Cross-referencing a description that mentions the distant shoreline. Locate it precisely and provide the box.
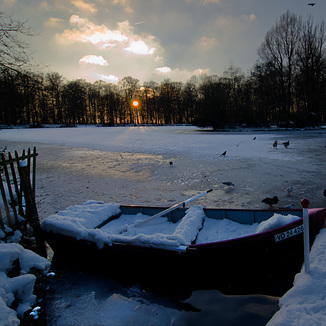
[1,123,326,133]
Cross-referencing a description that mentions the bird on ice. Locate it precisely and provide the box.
[323,189,326,197]
[283,140,290,148]
[220,151,227,156]
[285,187,293,196]
[262,196,279,208]
[222,182,235,187]
[308,3,316,6]
[273,140,278,148]
[169,161,173,166]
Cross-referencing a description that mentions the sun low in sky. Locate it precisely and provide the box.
[1,0,324,84]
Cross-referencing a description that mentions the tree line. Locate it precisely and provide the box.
[1,11,326,129]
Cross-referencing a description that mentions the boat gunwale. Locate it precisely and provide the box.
[189,218,303,249]
[43,205,325,252]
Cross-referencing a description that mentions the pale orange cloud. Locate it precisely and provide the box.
[44,17,64,28]
[57,15,128,47]
[242,14,256,22]
[71,0,97,14]
[199,36,217,49]
[57,15,160,57]
[1,0,16,6]
[113,0,133,13]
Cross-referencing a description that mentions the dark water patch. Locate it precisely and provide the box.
[44,262,280,326]
[175,290,279,326]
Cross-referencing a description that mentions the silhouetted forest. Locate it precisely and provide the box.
[1,11,326,129]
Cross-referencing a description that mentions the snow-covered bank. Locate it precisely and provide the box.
[267,228,326,325]
[0,243,50,325]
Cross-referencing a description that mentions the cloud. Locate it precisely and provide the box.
[53,15,165,83]
[199,36,217,49]
[96,73,119,84]
[242,14,256,22]
[154,67,209,81]
[124,40,156,55]
[44,17,64,28]
[215,14,256,29]
[155,67,171,73]
[79,55,108,65]
[57,15,128,47]
[113,0,133,13]
[1,0,16,6]
[71,0,97,13]
[57,15,161,56]
[38,1,49,10]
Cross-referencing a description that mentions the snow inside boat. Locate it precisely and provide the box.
[41,201,326,294]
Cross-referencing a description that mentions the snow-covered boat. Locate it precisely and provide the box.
[41,201,326,295]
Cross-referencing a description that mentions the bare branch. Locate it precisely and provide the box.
[0,12,36,74]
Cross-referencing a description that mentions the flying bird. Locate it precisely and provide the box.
[222,182,235,187]
[308,3,316,6]
[273,140,278,149]
[283,140,290,148]
[262,196,279,208]
[220,151,227,157]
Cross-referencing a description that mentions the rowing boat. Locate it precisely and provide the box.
[41,200,326,295]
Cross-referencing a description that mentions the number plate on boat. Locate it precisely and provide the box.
[274,225,304,242]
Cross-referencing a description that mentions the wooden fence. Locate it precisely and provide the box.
[0,147,46,256]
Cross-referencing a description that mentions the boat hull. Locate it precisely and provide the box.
[43,206,326,295]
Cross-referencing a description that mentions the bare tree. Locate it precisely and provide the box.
[0,12,35,73]
[258,11,302,120]
[45,72,65,124]
[296,15,326,124]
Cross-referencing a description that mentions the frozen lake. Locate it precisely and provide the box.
[1,125,326,325]
[1,126,326,219]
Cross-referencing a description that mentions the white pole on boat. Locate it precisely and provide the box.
[301,198,310,274]
[133,189,213,227]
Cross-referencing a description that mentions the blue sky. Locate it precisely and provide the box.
[1,0,325,84]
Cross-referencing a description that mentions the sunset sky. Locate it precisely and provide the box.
[1,0,325,84]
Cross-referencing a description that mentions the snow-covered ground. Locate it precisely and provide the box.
[1,125,326,325]
[0,243,50,325]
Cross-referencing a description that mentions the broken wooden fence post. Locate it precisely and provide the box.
[18,161,47,257]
